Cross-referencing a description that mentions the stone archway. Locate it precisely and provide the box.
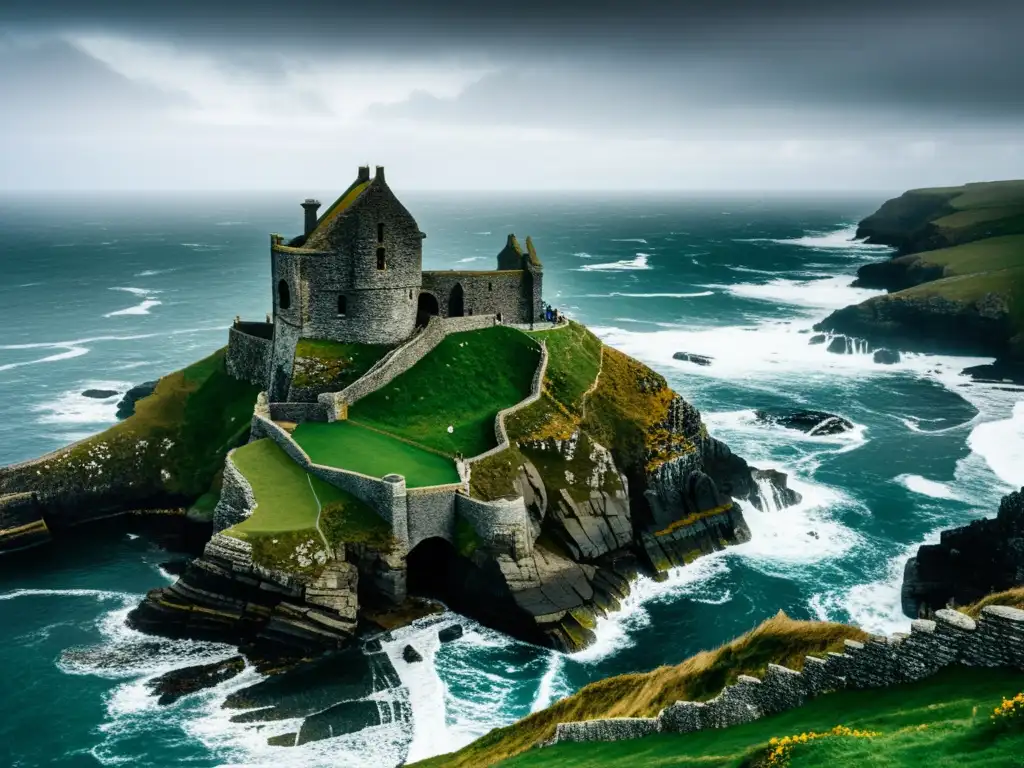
[416,292,440,327]
[448,283,465,318]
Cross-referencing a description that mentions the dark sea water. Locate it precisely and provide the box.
[1,191,1022,767]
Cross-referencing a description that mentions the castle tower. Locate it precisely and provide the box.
[270,165,425,354]
[301,199,321,236]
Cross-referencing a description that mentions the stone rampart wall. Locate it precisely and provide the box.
[465,338,548,465]
[547,606,1024,747]
[213,451,256,532]
[316,314,497,420]
[422,270,531,324]
[269,402,327,422]
[226,326,272,388]
[406,486,461,549]
[456,494,534,560]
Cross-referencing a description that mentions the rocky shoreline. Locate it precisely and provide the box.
[901,487,1024,618]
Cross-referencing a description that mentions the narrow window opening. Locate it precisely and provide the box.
[377,223,385,243]
[338,295,347,317]
[468,308,474,316]
[376,247,386,270]
[409,289,413,300]
[488,282,493,291]
[278,279,291,310]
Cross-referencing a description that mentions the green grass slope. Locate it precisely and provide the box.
[498,666,1024,768]
[225,438,389,573]
[351,326,542,457]
[292,421,460,487]
[0,348,262,509]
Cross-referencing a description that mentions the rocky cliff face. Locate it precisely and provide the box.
[902,487,1024,617]
[816,291,1015,359]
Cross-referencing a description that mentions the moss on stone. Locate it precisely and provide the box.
[291,339,391,391]
[454,514,482,558]
[320,496,393,553]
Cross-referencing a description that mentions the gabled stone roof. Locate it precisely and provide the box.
[302,176,371,250]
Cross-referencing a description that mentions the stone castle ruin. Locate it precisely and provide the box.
[227,164,544,404]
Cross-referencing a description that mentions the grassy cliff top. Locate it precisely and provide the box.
[858,180,1024,251]
[411,613,866,768]
[352,326,542,457]
[226,438,389,571]
[496,665,1024,768]
[1,348,261,507]
[292,421,460,487]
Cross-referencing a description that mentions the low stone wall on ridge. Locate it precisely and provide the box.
[546,606,1024,747]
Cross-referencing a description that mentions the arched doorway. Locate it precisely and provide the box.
[416,292,439,327]
[448,283,465,317]
[407,536,459,599]
[277,279,291,310]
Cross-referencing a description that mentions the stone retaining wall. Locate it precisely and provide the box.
[317,314,498,420]
[213,452,256,532]
[465,338,549,465]
[269,402,327,422]
[226,325,272,388]
[457,494,534,560]
[547,606,1024,746]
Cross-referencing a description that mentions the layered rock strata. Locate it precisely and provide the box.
[902,487,1024,617]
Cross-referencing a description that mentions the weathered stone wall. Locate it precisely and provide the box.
[319,316,446,417]
[422,270,534,324]
[267,313,302,403]
[406,486,461,550]
[268,402,326,422]
[457,494,534,560]
[226,326,272,388]
[213,452,256,532]
[272,173,423,347]
[466,337,549,463]
[546,606,1024,747]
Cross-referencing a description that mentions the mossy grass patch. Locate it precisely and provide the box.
[291,338,392,390]
[226,438,384,572]
[292,421,460,487]
[24,348,261,508]
[352,326,542,457]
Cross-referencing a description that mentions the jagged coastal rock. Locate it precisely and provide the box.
[754,410,854,436]
[1,165,802,661]
[116,380,158,419]
[672,351,714,367]
[901,487,1024,617]
[814,180,1024,378]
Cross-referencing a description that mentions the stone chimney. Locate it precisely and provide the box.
[301,199,321,236]
[375,165,386,183]
[357,165,370,183]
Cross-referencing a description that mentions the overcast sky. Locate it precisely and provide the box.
[0,0,1021,191]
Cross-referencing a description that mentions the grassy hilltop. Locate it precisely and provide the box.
[817,180,1024,374]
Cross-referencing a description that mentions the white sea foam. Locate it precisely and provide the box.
[31,380,129,425]
[473,231,492,235]
[577,254,650,272]
[135,269,178,277]
[737,226,893,252]
[705,409,868,451]
[582,291,713,299]
[589,321,992,387]
[897,474,960,500]
[571,555,733,663]
[0,588,130,602]
[573,252,595,258]
[610,238,648,243]
[967,400,1024,488]
[106,299,162,317]
[0,344,91,372]
[531,654,571,713]
[736,476,862,571]
[707,275,882,311]
[457,256,483,263]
